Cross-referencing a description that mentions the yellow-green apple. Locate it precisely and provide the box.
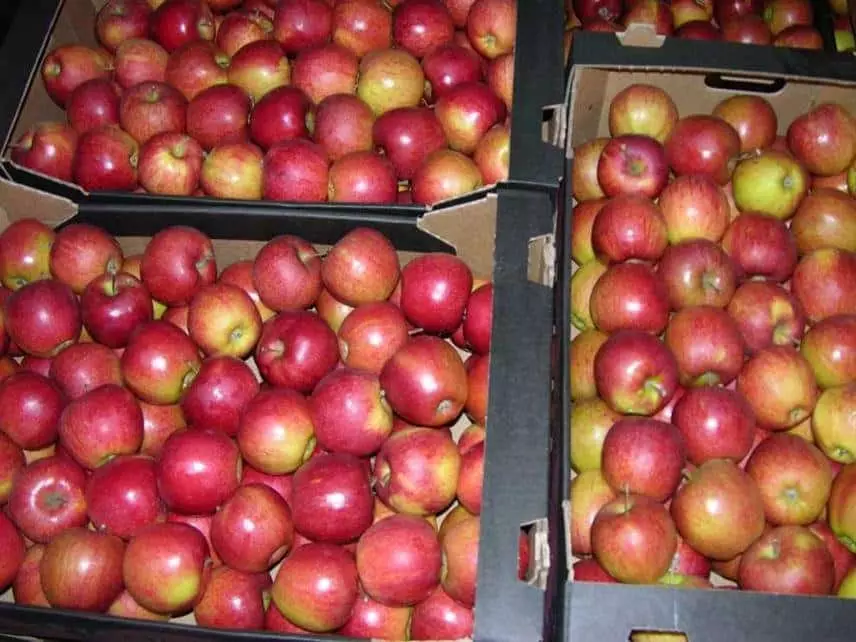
[181,356,259,436]
[745,433,832,525]
[722,212,798,282]
[591,493,677,583]
[210,483,293,572]
[357,48,424,115]
[738,525,835,594]
[570,397,619,473]
[726,281,806,354]
[590,262,670,334]
[812,383,856,463]
[193,565,270,630]
[712,94,777,153]
[188,283,262,357]
[657,239,737,309]
[672,386,755,465]
[790,188,856,255]
[658,174,730,244]
[441,513,478,606]
[664,305,744,386]
[839,566,856,596]
[671,459,765,560]
[140,225,216,307]
[570,329,608,401]
[737,345,818,431]
[0,371,65,450]
[291,43,358,104]
[730,150,809,220]
[253,234,322,312]
[186,84,252,151]
[120,320,201,404]
[570,199,606,265]
[255,310,339,391]
[801,314,856,388]
[572,138,609,202]
[591,194,668,263]
[809,520,856,590]
[357,514,442,606]
[122,522,211,614]
[85,454,164,538]
[5,279,81,358]
[40,45,113,108]
[597,136,669,200]
[792,248,856,323]
[272,542,359,632]
[570,259,606,331]
[374,426,460,515]
[237,388,316,474]
[40,527,125,611]
[139,401,186,457]
[570,469,617,556]
[156,428,241,514]
[665,115,740,185]
[200,141,265,200]
[601,417,686,501]
[787,103,856,177]
[594,329,679,416]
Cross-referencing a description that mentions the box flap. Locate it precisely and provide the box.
[0,177,77,230]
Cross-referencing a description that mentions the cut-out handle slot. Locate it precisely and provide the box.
[629,631,689,642]
[704,74,786,94]
[518,519,550,588]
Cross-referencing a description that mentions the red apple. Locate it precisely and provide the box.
[166,41,230,101]
[440,514,478,606]
[664,305,745,386]
[422,43,483,102]
[49,223,123,295]
[671,458,766,560]
[141,225,216,306]
[186,83,252,151]
[271,542,359,632]
[590,194,668,263]
[332,0,393,58]
[463,282,492,355]
[394,0,454,58]
[357,48,426,115]
[792,248,856,323]
[570,469,617,555]
[86,454,164,538]
[665,115,740,184]
[800,314,856,389]
[721,212,798,282]
[12,544,49,606]
[40,45,113,108]
[49,342,122,399]
[738,525,834,594]
[669,535,712,578]
[674,19,721,38]
[714,0,762,22]
[119,81,187,145]
[608,84,678,143]
[328,150,398,203]
[727,281,806,354]
[808,521,855,590]
[321,232,399,310]
[0,432,25,504]
[292,43,359,105]
[308,93,375,163]
[411,148,483,204]
[0,371,65,449]
[290,452,374,543]
[81,272,153,348]
[590,262,670,334]
[7,455,88,543]
[182,356,259,436]
[252,235,322,312]
[791,187,856,255]
[200,141,265,199]
[242,466,294,505]
[0,220,55,291]
[150,0,216,52]
[10,122,78,182]
[763,0,813,35]
[5,279,81,358]
[788,104,856,177]
[399,253,472,333]
[592,493,677,584]
[672,386,756,465]
[712,94,777,153]
[721,14,773,43]
[219,259,275,321]
[249,85,314,150]
[216,10,275,57]
[657,174,730,244]
[623,0,673,34]
[435,81,505,155]
[193,566,270,630]
[73,125,139,192]
[96,0,151,53]
[114,38,170,89]
[0,512,24,591]
[237,388,315,474]
[188,283,262,357]
[227,39,290,102]
[337,301,409,374]
[339,591,411,639]
[572,558,618,583]
[373,107,447,180]
[597,134,669,199]
[486,51,512,111]
[138,132,205,195]
[66,78,121,135]
[273,0,334,54]
[731,149,809,220]
[122,521,211,614]
[466,0,516,58]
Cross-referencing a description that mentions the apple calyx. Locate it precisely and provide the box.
[129,150,139,170]
[41,491,70,511]
[701,270,723,293]
[693,371,722,387]
[43,61,62,78]
[788,407,809,425]
[215,54,231,70]
[759,538,781,560]
[830,445,854,463]
[780,486,801,504]
[145,88,162,104]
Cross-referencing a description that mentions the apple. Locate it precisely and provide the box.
[373,107,447,180]
[380,335,467,425]
[138,132,204,195]
[590,262,670,334]
[738,525,834,594]
[186,84,252,151]
[463,354,488,425]
[273,0,333,53]
[787,103,856,177]
[219,259,275,321]
[591,194,668,263]
[271,542,359,632]
[12,543,49,606]
[96,0,151,53]
[829,463,856,553]
[791,188,856,255]
[670,0,711,26]
[73,125,139,192]
[255,310,339,391]
[721,14,773,43]
[597,135,669,199]
[149,0,215,52]
[672,386,755,465]
[49,223,122,296]
[40,527,125,611]
[801,315,856,389]
[608,84,678,143]
[591,494,678,584]
[40,45,113,108]
[712,94,777,153]
[0,512,24,592]
[80,272,153,349]
[658,174,730,244]
[253,235,322,312]
[193,565,270,630]
[166,41,230,102]
[665,115,740,184]
[570,469,617,556]
[812,383,856,464]
[200,142,265,199]
[571,138,608,202]
[122,521,211,614]
[227,40,290,102]
[399,253,471,332]
[85,455,163,539]
[166,512,220,567]
[9,122,78,182]
[664,305,745,386]
[809,521,855,590]
[715,0,762,22]
[675,19,721,38]
[657,239,737,310]
[572,261,608,330]
[114,39,170,88]
[357,48,425,115]
[292,43,359,105]
[290,452,373,543]
[486,51,513,112]
[467,0,516,58]
[0,219,54,291]
[187,283,262,358]
[311,93,375,162]
[339,591,412,639]
[66,78,121,135]
[727,281,806,354]
[622,0,673,33]
[262,139,330,202]
[0,372,65,449]
[181,356,259,438]
[50,342,122,400]
[422,43,483,103]
[0,432,24,504]
[456,436,484,514]
[5,279,81,358]
[411,148,484,204]
[265,603,313,632]
[721,212,798,282]
[7,455,88,543]
[328,150,398,203]
[745,433,832,526]
[670,458,766,560]
[238,388,314,476]
[249,85,314,150]
[119,81,187,145]
[216,10,274,57]
[435,81,505,155]
[731,150,809,220]
[394,0,454,59]
[572,558,618,583]
[336,302,408,375]
[792,248,856,323]
[570,397,619,473]
[374,426,460,515]
[210,483,293,574]
[332,0,393,58]
[440,513,478,606]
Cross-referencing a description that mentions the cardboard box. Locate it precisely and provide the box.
[0,177,560,642]
[0,0,565,217]
[555,28,856,642]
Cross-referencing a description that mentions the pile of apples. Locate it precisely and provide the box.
[830,0,855,52]
[563,0,825,51]
[0,218,505,639]
[568,83,856,597]
[10,0,516,206]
